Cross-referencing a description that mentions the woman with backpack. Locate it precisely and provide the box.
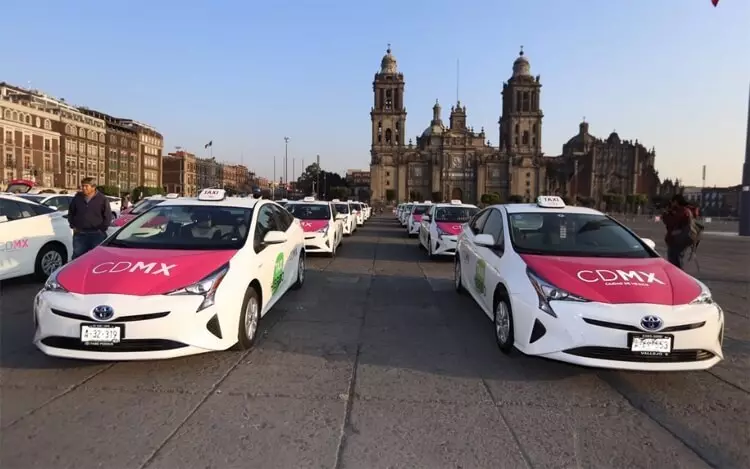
[662,194,702,269]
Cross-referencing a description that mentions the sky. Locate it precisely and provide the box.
[2,0,749,187]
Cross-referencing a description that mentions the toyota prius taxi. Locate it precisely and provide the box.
[454,196,723,371]
[34,188,306,360]
[286,196,344,257]
[418,200,479,257]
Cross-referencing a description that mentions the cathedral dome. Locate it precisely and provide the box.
[512,47,531,77]
[380,46,398,74]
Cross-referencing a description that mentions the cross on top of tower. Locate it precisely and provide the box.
[519,45,524,56]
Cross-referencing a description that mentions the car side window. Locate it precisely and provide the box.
[48,196,71,211]
[17,201,35,218]
[0,200,24,220]
[270,204,293,231]
[254,205,279,252]
[480,209,505,246]
[330,204,338,219]
[469,209,490,234]
[30,203,55,216]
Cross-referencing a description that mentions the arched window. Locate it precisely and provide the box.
[11,111,18,121]
[25,114,31,124]
[514,124,520,135]
[385,128,392,144]
[532,124,537,135]
[522,131,529,145]
[3,110,10,119]
[44,119,51,130]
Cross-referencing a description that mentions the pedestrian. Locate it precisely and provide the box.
[661,194,700,269]
[67,177,112,259]
[121,194,132,210]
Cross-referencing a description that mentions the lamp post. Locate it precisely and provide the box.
[284,136,290,189]
[740,82,750,236]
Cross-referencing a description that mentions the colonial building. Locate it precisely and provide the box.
[545,121,660,207]
[163,150,197,195]
[196,156,222,188]
[369,47,547,204]
[79,108,140,191]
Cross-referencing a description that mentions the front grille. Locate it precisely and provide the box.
[51,308,169,323]
[41,336,187,353]
[583,318,706,333]
[563,346,715,363]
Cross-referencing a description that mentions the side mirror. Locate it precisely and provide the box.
[642,238,657,250]
[336,214,346,220]
[62,214,69,219]
[474,233,497,247]
[422,215,431,222]
[263,230,288,245]
[48,206,58,211]
[0,215,8,223]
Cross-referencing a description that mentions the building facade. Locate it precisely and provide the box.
[124,121,163,188]
[162,150,197,195]
[0,84,61,188]
[196,157,222,188]
[369,47,547,204]
[546,121,659,207]
[79,108,141,191]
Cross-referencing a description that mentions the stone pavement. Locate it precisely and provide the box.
[0,215,748,469]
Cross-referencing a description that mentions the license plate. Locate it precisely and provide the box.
[80,324,123,345]
[629,333,672,354]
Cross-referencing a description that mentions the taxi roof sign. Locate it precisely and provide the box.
[422,200,432,204]
[536,195,566,209]
[165,193,180,199]
[450,199,462,205]
[302,196,316,202]
[198,188,226,201]
[332,198,341,202]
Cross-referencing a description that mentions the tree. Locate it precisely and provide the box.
[329,186,349,201]
[386,189,395,202]
[132,186,165,202]
[508,194,524,203]
[481,193,501,205]
[296,163,347,198]
[98,185,120,197]
[431,191,442,202]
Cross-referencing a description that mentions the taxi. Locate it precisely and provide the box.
[418,200,479,256]
[332,199,357,235]
[286,196,344,257]
[349,201,365,226]
[398,203,414,226]
[1,194,73,281]
[361,203,372,220]
[406,201,432,237]
[34,188,306,360]
[454,195,724,371]
[109,194,181,234]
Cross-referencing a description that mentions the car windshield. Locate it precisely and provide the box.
[412,205,430,215]
[106,205,253,250]
[17,195,46,204]
[404,204,413,212]
[288,203,330,220]
[435,206,478,222]
[334,203,350,214]
[131,198,166,214]
[508,212,654,258]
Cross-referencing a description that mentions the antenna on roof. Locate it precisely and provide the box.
[456,58,460,104]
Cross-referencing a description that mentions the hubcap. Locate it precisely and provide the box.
[245,297,259,339]
[495,302,510,344]
[41,251,63,275]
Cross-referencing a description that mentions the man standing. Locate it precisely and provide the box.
[68,177,112,259]
[662,194,696,269]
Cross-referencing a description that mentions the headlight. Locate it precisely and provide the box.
[436,226,448,238]
[168,263,229,312]
[690,280,714,305]
[43,267,68,292]
[526,268,588,318]
[316,223,329,234]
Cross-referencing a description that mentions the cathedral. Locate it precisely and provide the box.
[369,46,547,204]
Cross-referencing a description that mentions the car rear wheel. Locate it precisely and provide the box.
[292,251,305,290]
[454,258,465,293]
[494,296,515,354]
[235,286,261,350]
[34,243,66,281]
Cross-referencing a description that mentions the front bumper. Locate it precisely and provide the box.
[303,232,335,253]
[431,235,458,256]
[407,223,420,235]
[511,295,724,371]
[34,291,235,360]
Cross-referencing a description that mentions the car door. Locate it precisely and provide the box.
[472,208,507,312]
[253,204,285,311]
[268,204,298,294]
[0,199,55,279]
[461,208,491,303]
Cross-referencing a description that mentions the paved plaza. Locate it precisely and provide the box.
[1,216,748,469]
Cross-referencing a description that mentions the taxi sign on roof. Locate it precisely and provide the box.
[198,188,226,201]
[537,195,566,209]
[332,199,341,202]
[303,196,316,202]
[423,200,432,204]
[450,199,462,205]
[165,193,180,199]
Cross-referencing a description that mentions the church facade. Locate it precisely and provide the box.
[369,46,547,204]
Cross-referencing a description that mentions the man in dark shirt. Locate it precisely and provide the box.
[68,177,112,259]
[662,194,694,269]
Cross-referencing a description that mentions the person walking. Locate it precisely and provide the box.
[661,194,698,269]
[68,177,112,259]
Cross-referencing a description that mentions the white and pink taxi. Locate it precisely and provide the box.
[406,201,432,237]
[34,188,306,360]
[332,199,357,235]
[418,200,479,256]
[286,196,344,257]
[454,196,724,371]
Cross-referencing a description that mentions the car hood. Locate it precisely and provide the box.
[58,246,238,296]
[300,220,329,232]
[520,255,702,305]
[436,222,463,236]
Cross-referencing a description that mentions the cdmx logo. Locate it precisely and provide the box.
[640,315,663,332]
[92,305,115,321]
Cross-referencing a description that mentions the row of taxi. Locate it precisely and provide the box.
[13,189,372,361]
[396,196,724,372]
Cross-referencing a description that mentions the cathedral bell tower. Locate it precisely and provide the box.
[499,47,543,156]
[370,45,407,202]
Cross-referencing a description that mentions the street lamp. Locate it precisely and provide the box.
[284,136,290,188]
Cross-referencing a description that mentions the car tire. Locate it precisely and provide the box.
[234,286,261,350]
[34,243,66,281]
[330,240,337,258]
[454,257,465,294]
[292,251,305,290]
[494,295,515,354]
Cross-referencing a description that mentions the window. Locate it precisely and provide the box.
[412,204,430,215]
[23,135,31,147]
[44,139,51,151]
[385,128,392,144]
[0,200,24,220]
[254,205,279,252]
[469,209,490,234]
[522,131,529,145]
[508,213,655,258]
[270,204,293,231]
[434,206,478,222]
[480,209,505,246]
[286,203,331,220]
[44,119,51,130]
[334,203,350,214]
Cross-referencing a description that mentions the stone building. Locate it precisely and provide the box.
[369,47,547,204]
[163,150,197,195]
[545,121,660,206]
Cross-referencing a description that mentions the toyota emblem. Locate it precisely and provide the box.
[92,305,115,322]
[640,315,663,331]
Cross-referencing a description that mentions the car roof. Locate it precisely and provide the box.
[158,196,260,209]
[0,193,41,204]
[287,200,330,206]
[432,203,478,209]
[501,203,603,216]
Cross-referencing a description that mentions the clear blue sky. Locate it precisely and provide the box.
[3,0,748,187]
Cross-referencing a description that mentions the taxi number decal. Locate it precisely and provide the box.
[271,252,284,294]
[474,259,486,295]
